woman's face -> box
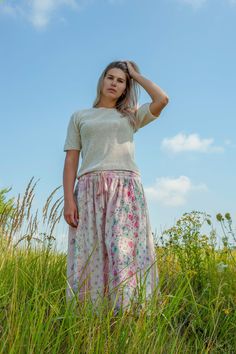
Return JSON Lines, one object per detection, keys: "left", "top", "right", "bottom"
{"left": 101, "top": 68, "right": 127, "bottom": 101}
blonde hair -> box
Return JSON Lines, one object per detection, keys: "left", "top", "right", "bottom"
{"left": 92, "top": 60, "right": 141, "bottom": 131}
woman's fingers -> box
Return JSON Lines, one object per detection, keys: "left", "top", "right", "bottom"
{"left": 69, "top": 214, "right": 78, "bottom": 228}
{"left": 64, "top": 204, "right": 79, "bottom": 228}
{"left": 73, "top": 208, "right": 79, "bottom": 227}
{"left": 69, "top": 209, "right": 78, "bottom": 228}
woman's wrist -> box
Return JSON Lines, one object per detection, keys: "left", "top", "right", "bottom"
{"left": 64, "top": 195, "right": 75, "bottom": 204}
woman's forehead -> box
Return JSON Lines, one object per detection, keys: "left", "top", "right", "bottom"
{"left": 106, "top": 68, "right": 126, "bottom": 80}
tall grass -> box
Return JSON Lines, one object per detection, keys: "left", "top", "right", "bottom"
{"left": 0, "top": 177, "right": 235, "bottom": 353}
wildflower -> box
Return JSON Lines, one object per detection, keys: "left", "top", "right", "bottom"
{"left": 217, "top": 261, "right": 228, "bottom": 272}
{"left": 187, "top": 270, "right": 197, "bottom": 277}
{"left": 223, "top": 308, "right": 231, "bottom": 315}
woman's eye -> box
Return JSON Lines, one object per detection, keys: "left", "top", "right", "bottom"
{"left": 107, "top": 77, "right": 124, "bottom": 84}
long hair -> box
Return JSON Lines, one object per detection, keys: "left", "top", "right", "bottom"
{"left": 92, "top": 60, "right": 141, "bottom": 132}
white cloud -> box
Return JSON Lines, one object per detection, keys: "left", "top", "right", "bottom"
{"left": 161, "top": 132, "right": 224, "bottom": 154}
{"left": 31, "top": 0, "right": 79, "bottom": 28}
{"left": 1, "top": 0, "right": 236, "bottom": 28}
{"left": 0, "top": 0, "right": 80, "bottom": 29}
{"left": 144, "top": 175, "right": 207, "bottom": 207}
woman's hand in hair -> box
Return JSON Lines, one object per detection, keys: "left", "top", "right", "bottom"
{"left": 124, "top": 60, "right": 140, "bottom": 80}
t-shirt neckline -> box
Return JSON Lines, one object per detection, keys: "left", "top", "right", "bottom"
{"left": 92, "top": 107, "right": 116, "bottom": 110}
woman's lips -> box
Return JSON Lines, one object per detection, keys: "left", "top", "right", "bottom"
{"left": 108, "top": 88, "right": 116, "bottom": 93}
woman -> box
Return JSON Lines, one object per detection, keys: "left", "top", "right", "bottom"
{"left": 63, "top": 60, "right": 169, "bottom": 314}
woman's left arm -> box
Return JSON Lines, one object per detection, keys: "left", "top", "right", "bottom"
{"left": 125, "top": 61, "right": 169, "bottom": 117}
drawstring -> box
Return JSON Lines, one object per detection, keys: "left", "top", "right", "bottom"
{"left": 96, "top": 171, "right": 109, "bottom": 209}
{"left": 78, "top": 170, "right": 137, "bottom": 209}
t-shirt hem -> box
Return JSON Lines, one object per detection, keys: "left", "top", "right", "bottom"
{"left": 77, "top": 168, "right": 141, "bottom": 179}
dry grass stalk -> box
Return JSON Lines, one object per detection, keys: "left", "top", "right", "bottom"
{"left": 1, "top": 177, "right": 64, "bottom": 251}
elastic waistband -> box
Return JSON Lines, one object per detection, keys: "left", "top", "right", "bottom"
{"left": 77, "top": 169, "right": 141, "bottom": 181}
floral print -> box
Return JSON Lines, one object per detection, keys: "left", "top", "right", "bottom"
{"left": 66, "top": 170, "right": 159, "bottom": 313}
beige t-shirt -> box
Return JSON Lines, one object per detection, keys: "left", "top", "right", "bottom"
{"left": 63, "top": 102, "right": 160, "bottom": 178}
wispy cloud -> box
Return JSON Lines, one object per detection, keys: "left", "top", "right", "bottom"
{"left": 31, "top": 0, "right": 80, "bottom": 28}
{"left": 1, "top": 0, "right": 236, "bottom": 28}
{"left": 144, "top": 175, "right": 207, "bottom": 207}
{"left": 161, "top": 132, "right": 224, "bottom": 154}
{"left": 0, "top": 0, "right": 80, "bottom": 29}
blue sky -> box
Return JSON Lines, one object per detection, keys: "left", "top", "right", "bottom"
{"left": 0, "top": 0, "right": 235, "bottom": 252}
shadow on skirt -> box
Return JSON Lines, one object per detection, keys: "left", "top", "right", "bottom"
{"left": 65, "top": 170, "right": 159, "bottom": 314}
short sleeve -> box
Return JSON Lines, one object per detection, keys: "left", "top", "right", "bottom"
{"left": 135, "top": 102, "right": 160, "bottom": 133}
{"left": 63, "top": 112, "right": 82, "bottom": 151}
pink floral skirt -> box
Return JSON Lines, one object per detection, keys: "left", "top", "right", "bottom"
{"left": 66, "top": 170, "right": 159, "bottom": 313}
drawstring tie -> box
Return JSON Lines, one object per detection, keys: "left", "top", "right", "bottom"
{"left": 77, "top": 170, "right": 120, "bottom": 209}
{"left": 96, "top": 171, "right": 109, "bottom": 209}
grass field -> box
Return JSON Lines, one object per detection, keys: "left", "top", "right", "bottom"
{"left": 0, "top": 178, "right": 235, "bottom": 353}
